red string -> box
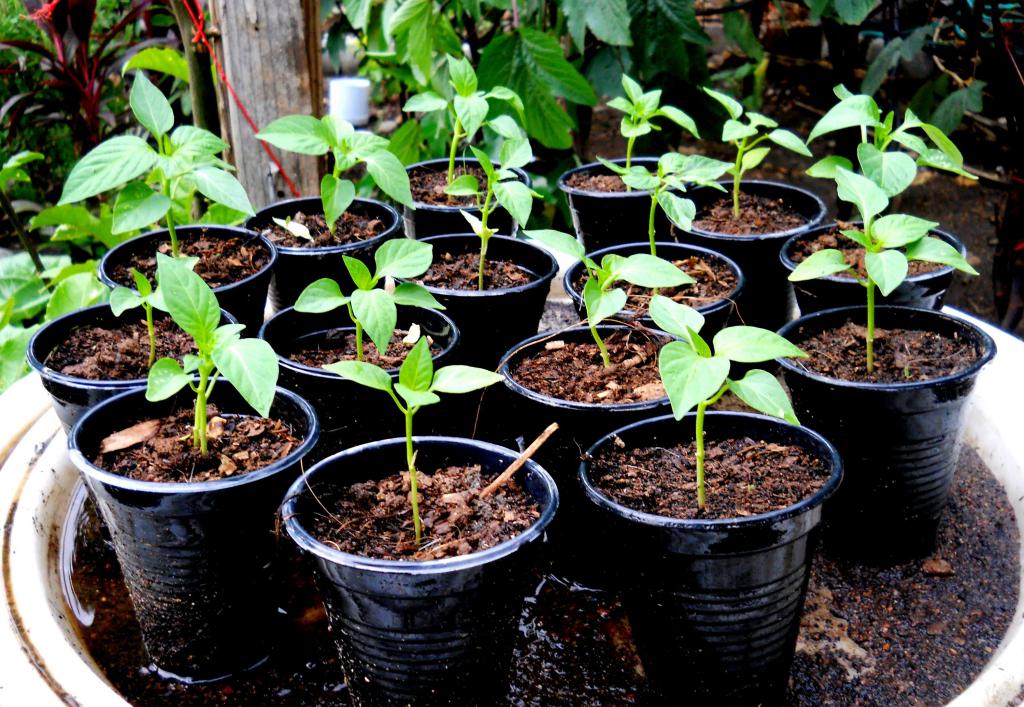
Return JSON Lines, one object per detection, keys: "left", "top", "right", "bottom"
{"left": 181, "top": 0, "right": 301, "bottom": 198}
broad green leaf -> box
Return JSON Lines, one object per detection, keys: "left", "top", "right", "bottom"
{"left": 362, "top": 150, "right": 414, "bottom": 207}
{"left": 398, "top": 337, "right": 434, "bottom": 391}
{"left": 657, "top": 105, "right": 699, "bottom": 138}
{"left": 916, "top": 148, "right": 975, "bottom": 179}
{"left": 351, "top": 288, "right": 397, "bottom": 355}
{"left": 344, "top": 256, "right": 374, "bottom": 290}
{"left": 648, "top": 294, "right": 705, "bottom": 339}
{"left": 110, "top": 287, "right": 143, "bottom": 316}
{"left": 712, "top": 326, "right": 807, "bottom": 362}
{"left": 729, "top": 369, "right": 799, "bottom": 424}
{"left": 834, "top": 0, "right": 876, "bottom": 24}
{"left": 470, "top": 146, "right": 496, "bottom": 180}
{"left": 430, "top": 364, "right": 503, "bottom": 393}
{"left": 454, "top": 93, "right": 489, "bottom": 139}
{"left": 788, "top": 249, "right": 851, "bottom": 281}
{"left": 444, "top": 174, "right": 480, "bottom": 197}
{"left": 905, "top": 236, "right": 978, "bottom": 275}
{"left": 840, "top": 228, "right": 872, "bottom": 248}
{"left": 257, "top": 115, "right": 332, "bottom": 155}
{"left": 59, "top": 136, "right": 159, "bottom": 204}
{"left": 212, "top": 338, "right": 280, "bottom": 416}
{"left": 321, "top": 174, "right": 356, "bottom": 230}
{"left": 387, "top": 120, "right": 423, "bottom": 166}
{"left": 921, "top": 123, "right": 964, "bottom": 166}
{"left": 392, "top": 283, "right": 444, "bottom": 309}
{"left": 129, "top": 71, "right": 174, "bottom": 138}
{"left": 123, "top": 47, "right": 190, "bottom": 82}
{"left": 212, "top": 323, "right": 247, "bottom": 350}
{"left": 835, "top": 167, "right": 889, "bottom": 223}
{"left": 622, "top": 75, "right": 644, "bottom": 102}
{"left": 394, "top": 383, "right": 441, "bottom": 409}
{"left": 156, "top": 253, "right": 220, "bottom": 347}
{"left": 806, "top": 155, "right": 853, "bottom": 179}
{"left": 703, "top": 86, "right": 743, "bottom": 119}
{"left": 295, "top": 278, "right": 349, "bottom": 313}
{"left": 486, "top": 114, "right": 524, "bottom": 140}
{"left": 872, "top": 214, "right": 938, "bottom": 248}
{"left": 929, "top": 81, "right": 985, "bottom": 136}
{"left": 193, "top": 167, "right": 254, "bottom": 216}
{"left": 375, "top": 238, "right": 434, "bottom": 279}
{"left": 856, "top": 144, "right": 916, "bottom": 197}
{"left": 499, "top": 138, "right": 533, "bottom": 171}
{"left": 615, "top": 253, "right": 693, "bottom": 288}
{"left": 0, "top": 325, "right": 36, "bottom": 392}
{"left": 46, "top": 273, "right": 106, "bottom": 321}
{"left": 182, "top": 354, "right": 201, "bottom": 373}
{"left": 494, "top": 180, "right": 534, "bottom": 227}
{"left": 403, "top": 91, "right": 448, "bottom": 113}
{"left": 671, "top": 154, "right": 732, "bottom": 183}
{"left": 620, "top": 115, "right": 652, "bottom": 139}
{"left": 722, "top": 119, "right": 757, "bottom": 142}
{"left": 656, "top": 191, "right": 696, "bottom": 230}
{"left": 563, "top": 0, "right": 632, "bottom": 49}
{"left": 746, "top": 112, "right": 778, "bottom": 129}
{"left": 621, "top": 168, "right": 659, "bottom": 191}
{"left": 767, "top": 129, "right": 812, "bottom": 156}
{"left": 146, "top": 358, "right": 191, "bottom": 401}
{"left": 583, "top": 278, "right": 627, "bottom": 325}
{"left": 891, "top": 129, "right": 929, "bottom": 154}
{"left": 483, "top": 86, "right": 525, "bottom": 118}
{"left": 658, "top": 342, "right": 729, "bottom": 419}
{"left": 112, "top": 181, "right": 172, "bottom": 234}
{"left": 171, "top": 126, "right": 228, "bottom": 158}
{"left": 521, "top": 229, "right": 585, "bottom": 260}
{"left": 740, "top": 146, "right": 770, "bottom": 173}
{"left": 807, "top": 93, "right": 881, "bottom": 142}
{"left": 322, "top": 359, "right": 394, "bottom": 392}
{"left": 447, "top": 55, "right": 478, "bottom": 96}
{"left": 461, "top": 210, "right": 489, "bottom": 239}
{"left": 865, "top": 249, "right": 908, "bottom": 296}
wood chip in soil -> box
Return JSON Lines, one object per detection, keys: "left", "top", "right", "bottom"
{"left": 563, "top": 170, "right": 631, "bottom": 193}
{"left": 789, "top": 224, "right": 945, "bottom": 279}
{"left": 109, "top": 232, "right": 270, "bottom": 288}
{"left": 308, "top": 463, "right": 540, "bottom": 561}
{"left": 573, "top": 256, "right": 738, "bottom": 314}
{"left": 421, "top": 251, "right": 534, "bottom": 291}
{"left": 510, "top": 330, "right": 665, "bottom": 404}
{"left": 284, "top": 328, "right": 437, "bottom": 369}
{"left": 410, "top": 164, "right": 488, "bottom": 207}
{"left": 693, "top": 192, "right": 807, "bottom": 235}
{"left": 256, "top": 210, "right": 386, "bottom": 248}
{"left": 791, "top": 320, "right": 981, "bottom": 383}
{"left": 95, "top": 406, "right": 301, "bottom": 483}
{"left": 45, "top": 317, "right": 196, "bottom": 380}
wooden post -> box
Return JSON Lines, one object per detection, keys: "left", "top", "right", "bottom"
{"left": 208, "top": 0, "right": 323, "bottom": 209}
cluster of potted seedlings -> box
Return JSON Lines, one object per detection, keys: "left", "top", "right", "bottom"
{"left": 25, "top": 67, "right": 997, "bottom": 704}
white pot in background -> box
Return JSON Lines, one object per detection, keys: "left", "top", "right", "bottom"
{"left": 328, "top": 76, "right": 371, "bottom": 127}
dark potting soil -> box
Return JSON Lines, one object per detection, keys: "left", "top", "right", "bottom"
{"left": 284, "top": 328, "right": 438, "bottom": 369}
{"left": 693, "top": 192, "right": 807, "bottom": 235}
{"left": 563, "top": 170, "right": 630, "bottom": 193}
{"left": 422, "top": 251, "right": 534, "bottom": 291}
{"left": 45, "top": 317, "right": 195, "bottom": 380}
{"left": 792, "top": 320, "right": 981, "bottom": 383}
{"left": 109, "top": 233, "right": 270, "bottom": 288}
{"left": 307, "top": 463, "right": 540, "bottom": 561}
{"left": 510, "top": 330, "right": 665, "bottom": 404}
{"left": 573, "top": 255, "right": 738, "bottom": 314}
{"left": 789, "top": 226, "right": 945, "bottom": 279}
{"left": 256, "top": 210, "right": 386, "bottom": 248}
{"left": 94, "top": 407, "right": 301, "bottom": 483}
{"left": 590, "top": 436, "right": 829, "bottom": 520}
{"left": 409, "top": 164, "right": 488, "bottom": 207}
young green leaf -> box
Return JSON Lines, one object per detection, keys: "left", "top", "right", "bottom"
{"left": 613, "top": 253, "right": 694, "bottom": 288}
{"left": 728, "top": 369, "right": 799, "bottom": 424}
{"left": 211, "top": 338, "right": 279, "bottom": 417}
{"left": 711, "top": 326, "right": 807, "bottom": 363}
{"left": 872, "top": 214, "right": 938, "bottom": 248}
{"left": 430, "top": 365, "right": 504, "bottom": 393}
{"left": 806, "top": 155, "right": 853, "bottom": 179}
{"left": 703, "top": 86, "right": 743, "bottom": 120}
{"left": 648, "top": 295, "right": 706, "bottom": 339}
{"left": 905, "top": 236, "right": 978, "bottom": 274}
{"left": 398, "top": 337, "right": 434, "bottom": 391}
{"left": 835, "top": 168, "right": 889, "bottom": 224}
{"left": 294, "top": 278, "right": 350, "bottom": 313}
{"left": 403, "top": 92, "right": 449, "bottom": 113}
{"left": 659, "top": 342, "right": 730, "bottom": 419}
{"left": 146, "top": 357, "right": 192, "bottom": 401}
{"left": 445, "top": 174, "right": 480, "bottom": 197}
{"left": 351, "top": 288, "right": 397, "bottom": 355}
{"left": 256, "top": 115, "right": 332, "bottom": 155}
{"left": 129, "top": 72, "right": 174, "bottom": 139}
{"left": 343, "top": 256, "right": 374, "bottom": 291}
{"left": 856, "top": 144, "right": 916, "bottom": 197}
{"left": 521, "top": 229, "right": 586, "bottom": 261}
{"left": 362, "top": 150, "right": 414, "bottom": 207}
{"left": 392, "top": 283, "right": 444, "bottom": 309}
{"left": 807, "top": 91, "right": 881, "bottom": 142}
{"left": 59, "top": 136, "right": 159, "bottom": 204}
{"left": 110, "top": 287, "right": 143, "bottom": 316}
{"left": 788, "top": 249, "right": 852, "bottom": 281}
{"left": 375, "top": 239, "right": 434, "bottom": 279}
{"left": 864, "top": 249, "right": 909, "bottom": 296}
{"left": 767, "top": 129, "right": 812, "bottom": 156}
{"left": 394, "top": 384, "right": 441, "bottom": 409}
{"left": 494, "top": 180, "right": 535, "bottom": 227}
{"left": 156, "top": 253, "right": 220, "bottom": 348}
{"left": 112, "top": 181, "right": 172, "bottom": 235}
{"left": 657, "top": 191, "right": 697, "bottom": 230}
{"left": 193, "top": 167, "right": 255, "bottom": 217}
{"left": 583, "top": 278, "right": 628, "bottom": 326}
{"left": 321, "top": 174, "right": 356, "bottom": 229}
{"left": 322, "top": 359, "right": 395, "bottom": 392}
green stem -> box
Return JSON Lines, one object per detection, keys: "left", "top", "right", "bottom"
{"left": 866, "top": 278, "right": 876, "bottom": 374}
{"left": 625, "top": 135, "right": 636, "bottom": 191}
{"left": 447, "top": 119, "right": 464, "bottom": 187}
{"left": 590, "top": 321, "right": 611, "bottom": 368}
{"left": 346, "top": 303, "right": 364, "bottom": 361}
{"left": 647, "top": 193, "right": 658, "bottom": 257}
{"left": 477, "top": 180, "right": 494, "bottom": 292}
{"left": 732, "top": 141, "right": 744, "bottom": 220}
{"left": 195, "top": 364, "right": 209, "bottom": 455}
{"left": 695, "top": 400, "right": 707, "bottom": 510}
{"left": 144, "top": 303, "right": 156, "bottom": 367}
{"left": 405, "top": 408, "right": 422, "bottom": 546}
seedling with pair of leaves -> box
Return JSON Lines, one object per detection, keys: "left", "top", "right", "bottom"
{"left": 145, "top": 254, "right": 279, "bottom": 455}
{"left": 324, "top": 337, "right": 503, "bottom": 545}
{"left": 293, "top": 239, "right": 444, "bottom": 361}
{"left": 403, "top": 54, "right": 525, "bottom": 188}
{"left": 606, "top": 75, "right": 700, "bottom": 174}
{"left": 256, "top": 114, "right": 413, "bottom": 235}
{"left": 649, "top": 295, "right": 806, "bottom": 509}
{"left": 109, "top": 268, "right": 169, "bottom": 368}
{"left": 60, "top": 72, "right": 254, "bottom": 257}
{"left": 702, "top": 87, "right": 812, "bottom": 220}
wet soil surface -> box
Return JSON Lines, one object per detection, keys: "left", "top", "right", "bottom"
{"left": 45, "top": 317, "right": 195, "bottom": 380}
{"left": 510, "top": 329, "right": 665, "bottom": 404}
{"left": 791, "top": 320, "right": 982, "bottom": 383}
{"left": 573, "top": 255, "right": 739, "bottom": 313}
{"left": 409, "top": 164, "right": 488, "bottom": 207}
{"left": 789, "top": 226, "right": 945, "bottom": 278}
{"left": 307, "top": 464, "right": 539, "bottom": 561}
{"left": 256, "top": 210, "right": 386, "bottom": 248}
{"left": 68, "top": 447, "right": 1016, "bottom": 705}
{"left": 422, "top": 251, "right": 534, "bottom": 291}
{"left": 693, "top": 192, "right": 808, "bottom": 235}
{"left": 563, "top": 170, "right": 631, "bottom": 193}
{"left": 109, "top": 233, "right": 270, "bottom": 288}
{"left": 590, "top": 437, "right": 829, "bottom": 520}
{"left": 284, "top": 328, "right": 437, "bottom": 369}
{"left": 94, "top": 407, "right": 301, "bottom": 483}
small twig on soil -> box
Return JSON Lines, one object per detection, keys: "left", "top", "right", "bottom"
{"left": 481, "top": 423, "right": 559, "bottom": 498}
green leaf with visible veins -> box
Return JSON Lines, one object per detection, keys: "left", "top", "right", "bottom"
{"left": 146, "top": 358, "right": 192, "bottom": 401}
{"left": 156, "top": 253, "right": 220, "bottom": 348}
{"left": 583, "top": 278, "right": 627, "bottom": 326}
{"left": 351, "top": 288, "right": 397, "bottom": 356}
{"left": 112, "top": 181, "right": 171, "bottom": 234}
{"left": 295, "top": 278, "right": 349, "bottom": 313}
{"left": 399, "top": 337, "right": 434, "bottom": 391}
{"left": 905, "top": 236, "right": 978, "bottom": 275}
{"left": 129, "top": 71, "right": 174, "bottom": 138}
{"left": 712, "top": 326, "right": 807, "bottom": 363}
{"left": 321, "top": 175, "right": 356, "bottom": 231}
{"left": 835, "top": 167, "right": 889, "bottom": 223}
{"left": 729, "top": 369, "right": 799, "bottom": 424}
{"left": 430, "top": 365, "right": 503, "bottom": 393}
{"left": 256, "top": 115, "right": 331, "bottom": 155}
{"left": 648, "top": 295, "right": 705, "bottom": 339}
{"left": 323, "top": 359, "right": 394, "bottom": 392}
{"left": 193, "top": 167, "right": 254, "bottom": 216}
{"left": 659, "top": 342, "right": 729, "bottom": 419}
{"left": 212, "top": 338, "right": 279, "bottom": 417}
{"left": 865, "top": 249, "right": 909, "bottom": 296}
{"left": 856, "top": 144, "right": 916, "bottom": 197}
{"left": 59, "top": 136, "right": 159, "bottom": 204}
{"left": 872, "top": 214, "right": 938, "bottom": 248}
{"left": 788, "top": 249, "right": 852, "bottom": 281}
{"left": 375, "top": 238, "right": 434, "bottom": 279}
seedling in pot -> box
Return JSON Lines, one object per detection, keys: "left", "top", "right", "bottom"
{"left": 649, "top": 295, "right": 806, "bottom": 509}
{"left": 522, "top": 230, "right": 693, "bottom": 367}
{"left": 702, "top": 87, "right": 812, "bottom": 219}
{"left": 403, "top": 54, "right": 526, "bottom": 188}
{"left": 256, "top": 113, "right": 413, "bottom": 234}
{"left": 293, "top": 239, "right": 444, "bottom": 361}
{"left": 323, "top": 337, "right": 503, "bottom": 545}
{"left": 145, "top": 254, "right": 279, "bottom": 455}
{"left": 59, "top": 72, "right": 255, "bottom": 257}
{"left": 109, "top": 269, "right": 166, "bottom": 367}
{"left": 607, "top": 75, "right": 700, "bottom": 173}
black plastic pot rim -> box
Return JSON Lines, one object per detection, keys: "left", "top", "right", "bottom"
{"left": 779, "top": 223, "right": 966, "bottom": 285}
{"left": 776, "top": 305, "right": 998, "bottom": 392}
{"left": 686, "top": 179, "right": 828, "bottom": 241}
{"left": 579, "top": 411, "right": 844, "bottom": 531}
{"left": 260, "top": 306, "right": 461, "bottom": 380}
{"left": 556, "top": 157, "right": 660, "bottom": 198}
{"left": 499, "top": 324, "right": 672, "bottom": 413}
{"left": 247, "top": 196, "right": 401, "bottom": 255}
{"left": 99, "top": 225, "right": 279, "bottom": 294}
{"left": 406, "top": 157, "right": 530, "bottom": 213}
{"left": 67, "top": 385, "right": 320, "bottom": 495}
{"left": 26, "top": 303, "right": 238, "bottom": 392}
{"left": 281, "top": 435, "right": 559, "bottom": 575}
{"left": 417, "top": 234, "right": 559, "bottom": 298}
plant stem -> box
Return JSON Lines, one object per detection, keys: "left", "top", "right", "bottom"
{"left": 144, "top": 303, "right": 156, "bottom": 367}
{"left": 732, "top": 141, "right": 744, "bottom": 220}
{"left": 195, "top": 365, "right": 209, "bottom": 455}
{"left": 164, "top": 182, "right": 179, "bottom": 257}
{"left": 624, "top": 135, "right": 636, "bottom": 191}
{"left": 447, "top": 119, "right": 464, "bottom": 187}
{"left": 590, "top": 321, "right": 611, "bottom": 368}
{"left": 405, "top": 408, "right": 422, "bottom": 546}
{"left": 695, "top": 400, "right": 708, "bottom": 509}
{"left": 477, "top": 180, "right": 494, "bottom": 291}
{"left": 647, "top": 193, "right": 658, "bottom": 256}
{"left": 346, "top": 303, "right": 364, "bottom": 361}
{"left": 866, "top": 278, "right": 876, "bottom": 373}
{"left": 0, "top": 188, "right": 44, "bottom": 273}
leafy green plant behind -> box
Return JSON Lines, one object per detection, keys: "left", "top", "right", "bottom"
{"left": 293, "top": 239, "right": 444, "bottom": 361}
{"left": 256, "top": 113, "right": 413, "bottom": 233}
{"left": 649, "top": 295, "right": 805, "bottom": 509}
{"left": 110, "top": 268, "right": 171, "bottom": 368}
{"left": 324, "top": 337, "right": 503, "bottom": 545}
{"left": 606, "top": 74, "right": 700, "bottom": 173}
{"left": 702, "top": 87, "right": 812, "bottom": 219}
{"left": 58, "top": 72, "right": 255, "bottom": 257}
{"left": 145, "top": 254, "right": 279, "bottom": 455}
{"left": 522, "top": 230, "right": 693, "bottom": 367}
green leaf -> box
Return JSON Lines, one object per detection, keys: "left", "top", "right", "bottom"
{"left": 392, "top": 283, "right": 444, "bottom": 309}
{"left": 703, "top": 86, "right": 743, "bottom": 119}
{"left": 767, "top": 129, "right": 812, "bottom": 156}
{"left": 110, "top": 287, "right": 143, "bottom": 316}
{"left": 430, "top": 365, "right": 503, "bottom": 393}
{"left": 112, "top": 181, "right": 172, "bottom": 234}
{"left": 45, "top": 273, "right": 106, "bottom": 321}
{"left": 656, "top": 191, "right": 696, "bottom": 230}
{"left": 656, "top": 105, "right": 699, "bottom": 138}
{"left": 0, "top": 325, "right": 36, "bottom": 392}
{"left": 483, "top": 87, "right": 525, "bottom": 119}
{"left": 399, "top": 337, "right": 434, "bottom": 391}
{"left": 445, "top": 174, "right": 480, "bottom": 197}
{"left": 723, "top": 9, "right": 764, "bottom": 62}
{"left": 622, "top": 75, "right": 644, "bottom": 102}
{"left": 344, "top": 256, "right": 374, "bottom": 290}
{"left": 375, "top": 238, "right": 434, "bottom": 279}
{"left": 171, "top": 126, "right": 229, "bottom": 159}
{"left": 59, "top": 136, "right": 159, "bottom": 204}
{"left": 486, "top": 114, "right": 524, "bottom": 140}
{"left": 712, "top": 326, "right": 807, "bottom": 362}
{"left": 806, "top": 155, "right": 853, "bottom": 179}
{"left": 193, "top": 167, "right": 254, "bottom": 216}
{"left": 648, "top": 294, "right": 705, "bottom": 339}
{"left": 622, "top": 168, "right": 659, "bottom": 191}
{"left": 615, "top": 253, "right": 693, "bottom": 288}
{"left": 834, "top": 0, "right": 876, "bottom": 25}
{"left": 905, "top": 236, "right": 978, "bottom": 275}
{"left": 872, "top": 214, "right": 938, "bottom": 248}
{"left": 722, "top": 119, "right": 757, "bottom": 143}
{"left": 499, "top": 138, "right": 533, "bottom": 171}
{"left": 583, "top": 278, "right": 627, "bottom": 325}
{"left": 351, "top": 288, "right": 397, "bottom": 355}
{"left": 788, "top": 248, "right": 851, "bottom": 281}
{"left": 123, "top": 47, "right": 190, "bottom": 82}
{"left": 856, "top": 144, "right": 916, "bottom": 197}
{"left": 146, "top": 358, "right": 191, "bottom": 401}
{"left": 129, "top": 71, "right": 174, "bottom": 138}
{"left": 388, "top": 0, "right": 438, "bottom": 86}
{"left": 447, "top": 55, "right": 478, "bottom": 96}
{"left": 865, "top": 249, "right": 909, "bottom": 296}
{"left": 294, "top": 278, "right": 350, "bottom": 313}
{"left": 807, "top": 93, "right": 881, "bottom": 142}
{"left": 403, "top": 91, "right": 449, "bottom": 113}
{"left": 929, "top": 81, "right": 985, "bottom": 136}
{"left": 387, "top": 121, "right": 424, "bottom": 165}
{"left": 322, "top": 359, "right": 394, "bottom": 393}
{"left": 729, "top": 369, "right": 799, "bottom": 424}
{"left": 212, "top": 323, "right": 247, "bottom": 350}
{"left": 362, "top": 150, "right": 414, "bottom": 207}
{"left": 835, "top": 167, "right": 889, "bottom": 223}
{"left": 658, "top": 342, "right": 729, "bottom": 419}
{"left": 840, "top": 229, "right": 872, "bottom": 248}
{"left": 563, "top": 0, "right": 632, "bottom": 49}
{"left": 494, "top": 180, "right": 535, "bottom": 228}
{"left": 156, "top": 253, "right": 220, "bottom": 347}
{"left": 395, "top": 383, "right": 441, "bottom": 409}
{"left": 454, "top": 93, "right": 489, "bottom": 140}
{"left": 521, "top": 229, "right": 586, "bottom": 260}
{"left": 321, "top": 174, "right": 356, "bottom": 231}
{"left": 212, "top": 338, "right": 280, "bottom": 417}
{"left": 257, "top": 115, "right": 331, "bottom": 155}
{"left": 740, "top": 146, "right": 770, "bottom": 173}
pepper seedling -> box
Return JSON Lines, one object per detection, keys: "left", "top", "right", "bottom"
{"left": 109, "top": 268, "right": 166, "bottom": 368}
{"left": 522, "top": 229, "right": 693, "bottom": 367}
{"left": 606, "top": 74, "right": 700, "bottom": 173}
{"left": 702, "top": 86, "right": 812, "bottom": 220}
{"left": 59, "top": 72, "right": 254, "bottom": 257}
{"left": 324, "top": 337, "right": 503, "bottom": 545}
{"left": 649, "top": 295, "right": 806, "bottom": 510}
{"left": 256, "top": 114, "right": 413, "bottom": 234}
{"left": 293, "top": 239, "right": 444, "bottom": 361}
{"left": 403, "top": 54, "right": 525, "bottom": 188}
{"left": 145, "top": 254, "right": 279, "bottom": 455}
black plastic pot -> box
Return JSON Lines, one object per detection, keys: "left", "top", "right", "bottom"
{"left": 580, "top": 412, "right": 843, "bottom": 705}
{"left": 245, "top": 196, "right": 401, "bottom": 311}
{"left": 281, "top": 436, "right": 558, "bottom": 706}
{"left": 563, "top": 241, "right": 745, "bottom": 340}
{"left": 27, "top": 303, "right": 237, "bottom": 433}
{"left": 67, "top": 385, "right": 320, "bottom": 681}
{"left": 404, "top": 157, "right": 531, "bottom": 239}
{"left": 777, "top": 306, "right": 996, "bottom": 562}
{"left": 259, "top": 306, "right": 460, "bottom": 459}
{"left": 98, "top": 225, "right": 277, "bottom": 332}
{"left": 680, "top": 180, "right": 828, "bottom": 330}
{"left": 780, "top": 223, "right": 968, "bottom": 314}
{"left": 557, "top": 157, "right": 667, "bottom": 252}
{"left": 417, "top": 234, "right": 558, "bottom": 368}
